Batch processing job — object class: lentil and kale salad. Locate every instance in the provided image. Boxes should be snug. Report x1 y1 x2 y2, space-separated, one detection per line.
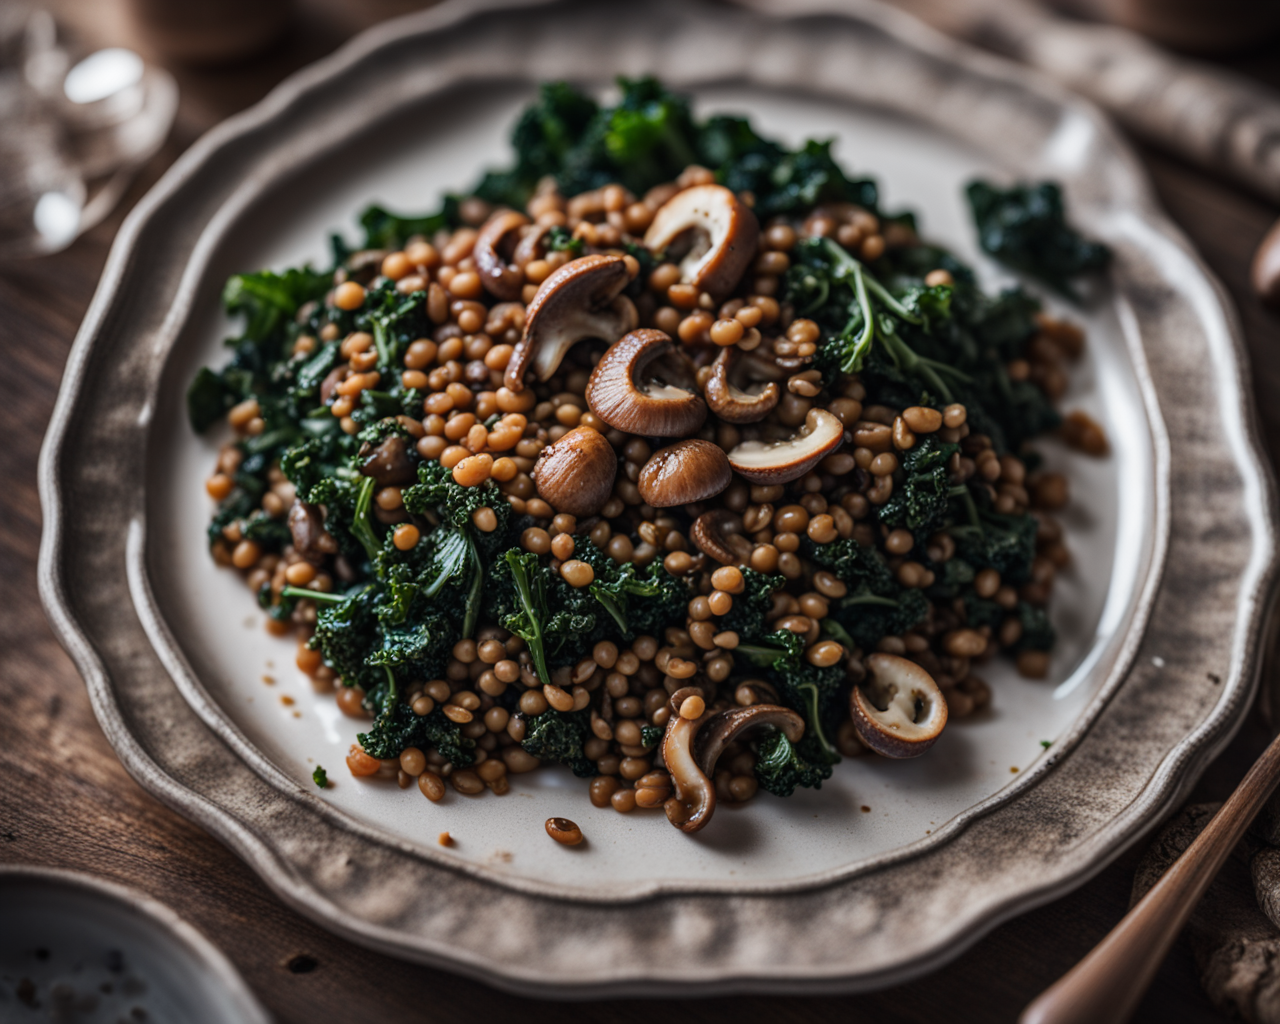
188 78 1110 835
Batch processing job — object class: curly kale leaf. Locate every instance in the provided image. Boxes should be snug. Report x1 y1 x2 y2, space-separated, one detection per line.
351 278 429 370
737 630 843 764
359 195 460 250
187 368 236 432
950 488 1038 584
403 460 510 534
310 585 381 688
223 267 330 347
877 435 960 537
312 766 328 788
966 180 1111 299
753 729 833 798
804 538 929 650
520 709 597 777
358 685 474 764
715 569 784 639
1010 601 1055 652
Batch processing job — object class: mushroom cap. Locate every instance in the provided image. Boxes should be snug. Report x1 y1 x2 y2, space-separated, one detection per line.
473 209 531 301
850 653 949 758
637 439 732 507
727 407 845 485
531 425 618 518
585 329 706 437
643 184 760 298
359 435 417 486
505 254 637 391
690 509 753 566
661 687 716 833
693 704 805 778
704 346 780 424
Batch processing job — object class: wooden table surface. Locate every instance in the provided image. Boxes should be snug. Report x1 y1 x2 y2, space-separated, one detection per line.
4 2 1279 1021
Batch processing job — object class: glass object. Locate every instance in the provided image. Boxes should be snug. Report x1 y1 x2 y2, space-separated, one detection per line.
0 7 177 259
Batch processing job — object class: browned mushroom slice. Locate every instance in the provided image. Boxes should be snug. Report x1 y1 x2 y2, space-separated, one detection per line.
850 653 949 758
288 500 338 565
473 209 531 301
690 509 753 566
644 184 760 298
727 408 844 485
661 687 715 833
511 223 550 268
704 346 780 424
531 425 617 517
505 254 638 391
692 704 805 779
359 434 417 486
585 329 706 437
637 439 732 507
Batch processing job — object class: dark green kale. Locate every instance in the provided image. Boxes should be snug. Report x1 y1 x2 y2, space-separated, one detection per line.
520 709 597 777
312 766 328 789
966 180 1110 299
544 224 584 254
949 488 1038 584
1010 601 1055 652
753 729 833 798
715 569 784 639
222 266 332 347
640 724 663 749
187 367 236 432
309 585 381 689
359 196 460 249
358 692 475 765
877 435 960 538
803 538 930 650
403 460 510 532
737 630 843 765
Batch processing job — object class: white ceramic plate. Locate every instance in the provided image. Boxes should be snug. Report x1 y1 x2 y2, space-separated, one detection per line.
40 0 1276 995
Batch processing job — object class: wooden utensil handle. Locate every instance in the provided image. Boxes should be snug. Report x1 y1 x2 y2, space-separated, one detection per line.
1022 729 1280 1024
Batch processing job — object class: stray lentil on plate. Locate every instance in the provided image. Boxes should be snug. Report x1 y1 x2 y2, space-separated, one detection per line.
188 77 1109 835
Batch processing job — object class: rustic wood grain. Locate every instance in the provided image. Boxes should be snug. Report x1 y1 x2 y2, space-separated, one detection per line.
2 1 1277 1021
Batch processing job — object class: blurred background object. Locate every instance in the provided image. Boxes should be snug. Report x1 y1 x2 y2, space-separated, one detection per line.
125 0 294 65
1049 0 1280 55
0 5 175 259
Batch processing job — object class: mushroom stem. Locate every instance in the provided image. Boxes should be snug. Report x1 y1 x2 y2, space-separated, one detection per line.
661 687 716 833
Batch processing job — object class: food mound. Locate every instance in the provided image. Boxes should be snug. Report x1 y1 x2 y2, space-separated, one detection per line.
189 77 1108 835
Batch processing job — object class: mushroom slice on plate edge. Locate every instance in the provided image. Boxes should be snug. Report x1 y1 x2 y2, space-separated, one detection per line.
850 653 949 758
585 328 706 437
727 407 845 485
644 183 760 299
504 253 637 390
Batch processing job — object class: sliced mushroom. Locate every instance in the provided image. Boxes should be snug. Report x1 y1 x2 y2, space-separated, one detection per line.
288 500 338 565
693 704 806 779
704 346 780 424
531 425 617 517
637 439 732 507
359 435 417 487
644 184 759 299
850 653 949 758
690 509 753 566
473 209 531 301
504 255 637 391
661 688 716 833
727 407 844 485
585 329 706 437
511 223 550 268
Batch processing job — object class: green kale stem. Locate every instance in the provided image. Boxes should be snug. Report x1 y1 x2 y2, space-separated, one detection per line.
793 679 838 762
506 551 552 687
281 586 346 604
463 540 483 639
735 642 788 666
822 237 970 402
351 475 381 561
371 319 392 368
590 584 629 634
